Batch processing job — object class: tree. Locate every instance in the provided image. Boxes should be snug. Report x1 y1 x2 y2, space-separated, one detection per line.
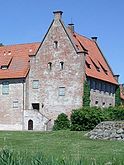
115 86 121 106
83 81 90 107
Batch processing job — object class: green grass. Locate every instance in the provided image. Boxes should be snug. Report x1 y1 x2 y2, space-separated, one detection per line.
0 130 124 164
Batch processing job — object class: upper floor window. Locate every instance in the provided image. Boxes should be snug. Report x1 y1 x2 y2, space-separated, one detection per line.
1 65 8 70
13 100 19 108
60 61 64 70
2 81 9 95
59 87 65 96
32 80 39 89
48 62 52 70
54 41 58 49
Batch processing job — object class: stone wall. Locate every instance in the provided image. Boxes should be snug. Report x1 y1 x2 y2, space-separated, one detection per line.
87 121 124 140
27 11 85 123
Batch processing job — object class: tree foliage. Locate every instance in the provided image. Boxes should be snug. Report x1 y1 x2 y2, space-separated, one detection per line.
83 81 90 107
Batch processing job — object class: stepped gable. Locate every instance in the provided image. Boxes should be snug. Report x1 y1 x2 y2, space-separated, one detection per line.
0 42 40 79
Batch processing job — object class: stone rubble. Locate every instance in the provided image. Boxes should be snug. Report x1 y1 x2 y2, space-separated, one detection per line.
87 121 124 140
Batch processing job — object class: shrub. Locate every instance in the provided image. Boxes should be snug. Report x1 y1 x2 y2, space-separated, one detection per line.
53 113 70 130
71 107 105 131
104 106 124 121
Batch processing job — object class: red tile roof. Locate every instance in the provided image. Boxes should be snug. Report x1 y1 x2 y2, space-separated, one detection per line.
0 30 118 86
0 43 40 79
72 32 118 85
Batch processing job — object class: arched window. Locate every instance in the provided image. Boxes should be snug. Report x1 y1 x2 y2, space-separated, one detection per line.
60 61 64 70
28 119 33 130
48 62 52 70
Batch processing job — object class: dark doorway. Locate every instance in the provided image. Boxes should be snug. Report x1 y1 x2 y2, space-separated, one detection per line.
28 120 33 130
32 103 39 111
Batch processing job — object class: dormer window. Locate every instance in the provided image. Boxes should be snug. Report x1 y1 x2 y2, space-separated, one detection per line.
86 61 91 69
8 51 11 55
54 41 58 49
1 65 8 70
60 61 64 70
96 67 100 72
48 62 52 70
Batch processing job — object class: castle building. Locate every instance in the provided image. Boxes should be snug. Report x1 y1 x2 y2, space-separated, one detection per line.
0 11 119 131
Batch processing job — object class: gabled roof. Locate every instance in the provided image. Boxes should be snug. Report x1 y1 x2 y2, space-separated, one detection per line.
71 32 118 85
0 28 118 85
0 43 40 79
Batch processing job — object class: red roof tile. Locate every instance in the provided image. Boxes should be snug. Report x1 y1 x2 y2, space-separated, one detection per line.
0 43 40 79
0 30 118 85
72 32 118 85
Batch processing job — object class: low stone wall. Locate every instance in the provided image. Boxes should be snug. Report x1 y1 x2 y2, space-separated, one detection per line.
87 121 124 140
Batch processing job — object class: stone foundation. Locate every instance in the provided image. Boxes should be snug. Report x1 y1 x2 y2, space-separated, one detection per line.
87 121 124 140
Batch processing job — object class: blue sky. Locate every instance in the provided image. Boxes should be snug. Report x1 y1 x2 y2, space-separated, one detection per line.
0 0 124 83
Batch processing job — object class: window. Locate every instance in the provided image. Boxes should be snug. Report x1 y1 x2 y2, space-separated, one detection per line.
32 80 39 89
86 61 91 69
32 103 40 111
48 62 52 70
1 65 8 70
54 41 58 49
102 102 105 107
60 61 64 70
2 81 9 95
59 87 65 96
13 100 19 108
95 101 98 105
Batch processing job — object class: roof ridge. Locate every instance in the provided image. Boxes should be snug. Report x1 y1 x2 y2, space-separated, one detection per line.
2 42 41 47
74 32 93 42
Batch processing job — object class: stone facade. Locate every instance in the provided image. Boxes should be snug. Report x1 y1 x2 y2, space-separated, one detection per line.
27 11 85 123
88 78 116 107
87 121 124 140
0 79 24 130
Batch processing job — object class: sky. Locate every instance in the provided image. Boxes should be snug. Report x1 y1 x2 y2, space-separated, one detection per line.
0 0 124 83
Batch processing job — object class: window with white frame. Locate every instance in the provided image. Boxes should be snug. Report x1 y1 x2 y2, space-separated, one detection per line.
59 87 65 96
13 100 19 108
32 80 39 89
2 81 9 95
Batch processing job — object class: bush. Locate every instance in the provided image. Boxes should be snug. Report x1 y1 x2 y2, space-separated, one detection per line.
71 107 105 131
71 106 124 131
103 106 124 121
53 113 70 130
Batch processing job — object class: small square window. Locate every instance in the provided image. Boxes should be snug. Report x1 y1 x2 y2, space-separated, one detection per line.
13 100 18 108
59 87 65 96
2 81 9 95
32 80 39 89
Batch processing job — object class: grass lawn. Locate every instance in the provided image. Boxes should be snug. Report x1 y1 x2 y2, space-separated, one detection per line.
0 130 124 164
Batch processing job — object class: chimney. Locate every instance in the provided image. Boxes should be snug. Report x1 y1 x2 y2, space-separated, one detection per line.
91 37 97 42
114 74 120 82
68 23 74 33
53 11 63 20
